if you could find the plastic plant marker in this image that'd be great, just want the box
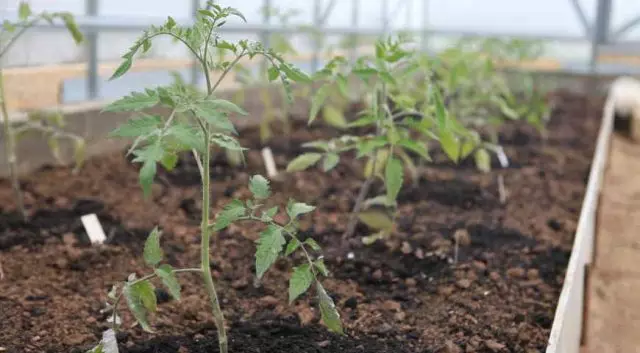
[262,147,278,178]
[81,213,107,244]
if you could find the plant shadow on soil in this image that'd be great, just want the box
[0,91,601,353]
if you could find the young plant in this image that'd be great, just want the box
[286,36,488,243]
[0,2,84,220]
[89,5,341,353]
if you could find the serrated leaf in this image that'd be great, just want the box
[110,58,133,80]
[475,148,491,173]
[316,282,343,334]
[123,281,156,332]
[261,206,278,222]
[18,2,31,20]
[289,264,313,303]
[309,85,331,125]
[323,105,347,129]
[249,175,271,199]
[397,139,429,160]
[353,67,378,82]
[139,159,157,198]
[104,92,159,112]
[439,130,460,163]
[348,114,377,128]
[286,153,323,172]
[213,199,246,231]
[228,7,247,22]
[322,153,340,172]
[166,123,205,153]
[314,259,329,276]
[61,13,84,44]
[160,153,178,171]
[255,225,286,279]
[267,66,279,81]
[155,264,181,301]
[284,238,300,256]
[358,210,394,231]
[280,63,311,83]
[109,114,162,138]
[192,101,236,133]
[211,133,245,151]
[287,202,316,219]
[304,238,321,251]
[385,157,403,203]
[2,20,16,33]
[143,227,163,267]
[210,99,248,116]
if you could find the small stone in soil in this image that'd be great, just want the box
[485,339,506,351]
[317,340,331,348]
[442,340,462,353]
[344,296,358,309]
[25,295,48,301]
[405,278,417,287]
[547,218,562,231]
[506,267,526,278]
[456,279,472,289]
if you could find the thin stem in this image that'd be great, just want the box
[0,18,40,59]
[0,70,25,220]
[200,127,228,353]
[211,50,247,94]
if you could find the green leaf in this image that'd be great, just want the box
[348,114,378,128]
[166,123,205,153]
[210,99,248,116]
[267,66,280,81]
[304,238,321,251]
[385,157,403,203]
[316,282,343,334]
[255,225,286,279]
[261,206,278,222]
[155,264,181,300]
[397,139,429,160]
[289,264,314,303]
[166,16,176,29]
[139,160,157,198]
[213,199,246,231]
[160,153,178,171]
[280,63,312,83]
[322,153,340,172]
[123,280,156,332]
[287,202,316,219]
[249,175,271,199]
[309,85,331,125]
[192,102,236,133]
[143,227,163,267]
[475,148,491,173]
[314,258,329,276]
[284,238,300,256]
[352,67,378,82]
[286,153,323,172]
[61,13,84,44]
[2,20,16,33]
[109,114,162,138]
[104,91,159,112]
[323,105,347,129]
[358,210,394,231]
[211,133,245,151]
[18,2,31,20]
[228,7,248,22]
[439,130,460,162]
[110,58,133,80]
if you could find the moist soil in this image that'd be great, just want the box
[0,91,602,353]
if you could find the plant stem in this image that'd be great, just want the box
[341,168,376,241]
[200,127,228,353]
[0,70,25,221]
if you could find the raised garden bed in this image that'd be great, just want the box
[0,90,603,353]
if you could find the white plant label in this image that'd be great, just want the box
[261,147,278,178]
[496,147,509,168]
[81,213,107,245]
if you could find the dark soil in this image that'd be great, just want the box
[0,91,603,353]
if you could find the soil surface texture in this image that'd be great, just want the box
[0,91,602,353]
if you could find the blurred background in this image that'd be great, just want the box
[1,0,639,110]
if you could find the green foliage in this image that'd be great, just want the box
[1,4,85,220]
[287,35,491,241]
[100,5,341,351]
